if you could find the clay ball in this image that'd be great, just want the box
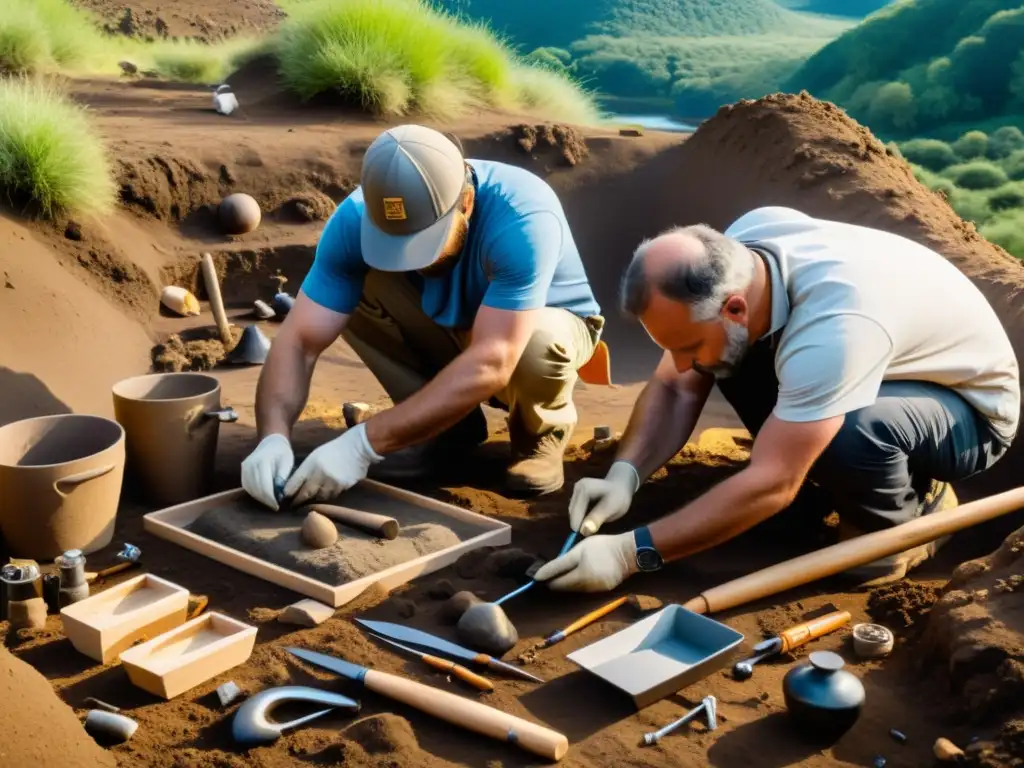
[218,192,261,235]
[301,511,338,549]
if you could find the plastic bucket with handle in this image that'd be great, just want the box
[0,414,126,559]
[112,372,237,507]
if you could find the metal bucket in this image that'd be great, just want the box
[112,372,237,508]
[0,414,126,559]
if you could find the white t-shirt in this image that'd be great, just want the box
[725,207,1020,444]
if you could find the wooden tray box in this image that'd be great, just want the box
[119,612,257,699]
[60,574,189,664]
[143,480,512,608]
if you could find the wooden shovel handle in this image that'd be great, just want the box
[554,595,629,640]
[779,610,851,653]
[364,668,568,761]
[420,654,494,692]
[684,486,1024,615]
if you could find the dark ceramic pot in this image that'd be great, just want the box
[782,650,865,744]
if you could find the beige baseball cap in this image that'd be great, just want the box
[359,124,467,272]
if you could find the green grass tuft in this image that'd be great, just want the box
[274,0,600,122]
[0,76,116,218]
[981,209,1024,257]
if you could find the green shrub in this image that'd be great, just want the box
[899,138,957,170]
[0,76,116,218]
[946,186,993,226]
[1003,149,1024,180]
[989,125,1024,158]
[146,37,265,84]
[987,181,1024,211]
[911,163,956,195]
[942,160,1009,190]
[0,0,106,75]
[274,0,598,122]
[981,209,1024,258]
[952,130,989,160]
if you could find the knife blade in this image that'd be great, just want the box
[354,619,544,684]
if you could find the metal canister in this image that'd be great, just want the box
[56,549,89,607]
[1,563,42,620]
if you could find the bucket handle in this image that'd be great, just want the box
[184,405,238,436]
[54,464,116,498]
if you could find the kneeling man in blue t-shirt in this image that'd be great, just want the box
[241,124,604,509]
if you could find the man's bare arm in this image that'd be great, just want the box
[648,413,844,561]
[615,352,715,482]
[255,291,349,440]
[365,306,537,455]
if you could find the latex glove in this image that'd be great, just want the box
[283,423,384,506]
[241,433,294,511]
[533,531,638,592]
[569,461,640,537]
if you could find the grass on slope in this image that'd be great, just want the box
[0,76,116,218]
[274,0,600,122]
[1,0,264,82]
[900,128,1024,258]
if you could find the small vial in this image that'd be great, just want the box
[56,549,89,607]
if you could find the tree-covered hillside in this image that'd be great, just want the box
[785,0,1024,136]
[439,0,852,115]
[775,0,893,18]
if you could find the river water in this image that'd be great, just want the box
[603,113,700,133]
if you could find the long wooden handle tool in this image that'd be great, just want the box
[288,647,568,761]
[685,486,1024,615]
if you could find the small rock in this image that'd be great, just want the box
[619,128,643,137]
[216,681,242,707]
[426,579,455,600]
[278,599,335,627]
[593,425,612,440]
[64,221,82,241]
[118,60,138,75]
[301,511,338,549]
[395,598,416,619]
[439,590,484,624]
[253,299,275,320]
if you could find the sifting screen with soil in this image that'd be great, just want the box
[185,486,485,586]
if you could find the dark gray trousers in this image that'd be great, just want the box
[715,330,1010,530]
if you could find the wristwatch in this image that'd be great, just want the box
[633,526,664,572]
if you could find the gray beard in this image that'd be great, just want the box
[692,320,749,379]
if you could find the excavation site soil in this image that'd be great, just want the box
[4,46,1024,768]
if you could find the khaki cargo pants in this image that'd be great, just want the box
[339,270,603,438]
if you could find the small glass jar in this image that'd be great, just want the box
[56,549,89,606]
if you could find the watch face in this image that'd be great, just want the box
[637,547,662,572]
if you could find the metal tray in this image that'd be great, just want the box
[566,604,744,709]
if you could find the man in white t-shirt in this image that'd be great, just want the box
[534,206,1020,592]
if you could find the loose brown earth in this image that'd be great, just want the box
[2,55,1024,768]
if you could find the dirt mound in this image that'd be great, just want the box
[72,0,284,41]
[513,123,589,167]
[343,713,420,755]
[966,719,1024,767]
[0,646,116,767]
[924,525,1024,722]
[868,582,941,630]
[151,325,243,372]
[0,214,153,426]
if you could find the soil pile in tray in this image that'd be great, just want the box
[186,488,481,585]
[924,525,1024,723]
[0,646,116,767]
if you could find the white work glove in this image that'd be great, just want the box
[241,433,294,511]
[569,461,641,537]
[283,423,383,506]
[533,531,638,592]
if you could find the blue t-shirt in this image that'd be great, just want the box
[300,159,601,329]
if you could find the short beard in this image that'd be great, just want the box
[692,319,749,379]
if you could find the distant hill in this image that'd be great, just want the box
[438,0,838,50]
[785,0,1024,136]
[774,0,893,18]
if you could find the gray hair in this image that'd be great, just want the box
[619,224,755,322]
